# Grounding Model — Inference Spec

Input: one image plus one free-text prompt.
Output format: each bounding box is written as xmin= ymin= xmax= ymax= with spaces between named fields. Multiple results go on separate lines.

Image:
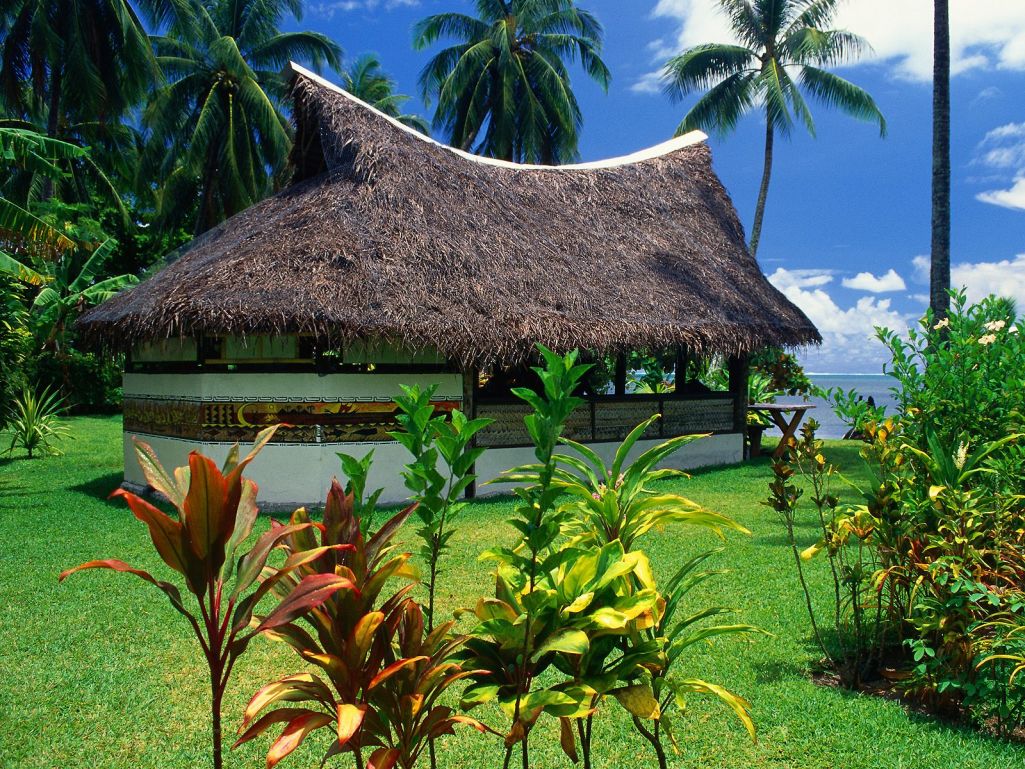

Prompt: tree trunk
xmin=930 ymin=0 xmax=951 ymax=320
xmin=749 ymin=119 xmax=775 ymax=259
xmin=42 ymin=65 xmax=64 ymax=199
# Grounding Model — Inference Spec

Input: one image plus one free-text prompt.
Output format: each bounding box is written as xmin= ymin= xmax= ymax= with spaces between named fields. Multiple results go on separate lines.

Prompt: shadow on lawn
xmin=751 ymin=658 xmax=807 ymax=684
xmin=71 ymin=471 xmax=125 ymax=506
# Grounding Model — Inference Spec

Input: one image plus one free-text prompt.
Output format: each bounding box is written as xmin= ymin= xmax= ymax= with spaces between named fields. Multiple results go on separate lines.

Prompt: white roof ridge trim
xmin=290 ymin=62 xmax=708 ymax=171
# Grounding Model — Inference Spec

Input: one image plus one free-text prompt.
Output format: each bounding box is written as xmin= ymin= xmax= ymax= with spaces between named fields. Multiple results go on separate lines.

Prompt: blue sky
xmin=291 ymin=0 xmax=1025 ymax=373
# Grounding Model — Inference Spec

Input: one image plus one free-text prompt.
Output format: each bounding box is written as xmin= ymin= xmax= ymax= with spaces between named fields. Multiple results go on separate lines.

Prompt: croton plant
xmin=60 ymin=426 xmax=355 ymax=769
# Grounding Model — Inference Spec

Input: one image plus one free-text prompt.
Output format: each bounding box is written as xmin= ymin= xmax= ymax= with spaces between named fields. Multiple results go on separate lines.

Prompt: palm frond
xmin=663 ymin=44 xmax=757 ymax=98
xmin=799 ymin=66 xmax=886 ymax=136
xmin=674 ymin=72 xmax=756 ymax=137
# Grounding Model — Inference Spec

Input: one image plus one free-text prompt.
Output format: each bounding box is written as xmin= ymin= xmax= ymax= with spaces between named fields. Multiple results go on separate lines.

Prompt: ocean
xmin=789 ymin=374 xmax=901 ymax=440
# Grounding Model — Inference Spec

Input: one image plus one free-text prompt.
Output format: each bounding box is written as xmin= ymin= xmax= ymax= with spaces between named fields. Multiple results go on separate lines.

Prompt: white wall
xmin=123 ymin=371 xmax=462 ymax=400
xmin=122 ymin=369 xmax=742 ymax=510
xmin=123 ymin=433 xmax=414 ymax=510
xmin=122 ymin=369 xmax=461 ymax=509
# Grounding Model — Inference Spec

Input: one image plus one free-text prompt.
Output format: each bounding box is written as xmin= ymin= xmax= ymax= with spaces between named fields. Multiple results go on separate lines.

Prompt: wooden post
xmin=728 ymin=355 xmax=749 ymax=459
xmin=614 ymin=354 xmax=627 ymax=397
xmin=463 ymin=366 xmax=477 ymax=498
xmin=673 ymin=346 xmax=688 ymax=396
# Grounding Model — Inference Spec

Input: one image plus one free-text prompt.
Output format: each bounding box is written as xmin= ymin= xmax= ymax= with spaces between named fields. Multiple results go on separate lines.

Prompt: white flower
xmin=984 ymin=320 xmax=1006 ymax=332
xmin=933 ymin=318 xmax=950 ymax=330
xmin=1010 ymin=326 xmax=1020 ymax=335
xmin=978 ymin=333 xmax=997 ymax=345
xmin=954 ymin=442 xmax=968 ymax=470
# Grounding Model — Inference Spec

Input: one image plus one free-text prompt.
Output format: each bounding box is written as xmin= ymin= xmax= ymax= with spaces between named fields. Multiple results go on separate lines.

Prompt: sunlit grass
xmin=2 ymin=416 xmax=1023 ymax=768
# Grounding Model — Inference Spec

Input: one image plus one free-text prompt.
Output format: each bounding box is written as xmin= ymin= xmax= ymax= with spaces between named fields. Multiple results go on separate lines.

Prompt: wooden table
xmin=749 ymin=403 xmax=816 ymax=459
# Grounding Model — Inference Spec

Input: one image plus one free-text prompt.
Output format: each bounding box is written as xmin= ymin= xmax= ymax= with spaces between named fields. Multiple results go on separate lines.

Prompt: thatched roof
xmin=78 ymin=63 xmax=820 ymax=366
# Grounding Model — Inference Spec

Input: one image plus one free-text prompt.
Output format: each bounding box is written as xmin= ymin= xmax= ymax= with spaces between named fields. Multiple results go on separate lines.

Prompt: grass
xmin=2 ymin=415 xmax=1024 ymax=768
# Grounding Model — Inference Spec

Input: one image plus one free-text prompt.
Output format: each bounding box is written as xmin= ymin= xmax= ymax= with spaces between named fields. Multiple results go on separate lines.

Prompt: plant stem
xmin=783 ymin=512 xmax=832 ymax=669
xmin=577 ymin=716 xmax=593 ymax=769
xmin=631 ymin=716 xmax=667 ymax=769
xmin=210 ymin=665 xmax=223 ymax=769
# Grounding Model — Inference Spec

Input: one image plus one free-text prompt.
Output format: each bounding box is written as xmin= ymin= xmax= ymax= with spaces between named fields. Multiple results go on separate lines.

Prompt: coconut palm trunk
xmin=930 ymin=0 xmax=951 ymax=320
xmin=750 ymin=120 xmax=775 ymax=258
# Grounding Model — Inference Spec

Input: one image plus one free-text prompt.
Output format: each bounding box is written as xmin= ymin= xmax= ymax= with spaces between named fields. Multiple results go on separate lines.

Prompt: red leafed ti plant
xmin=236 ymin=478 xmax=492 ymax=769
xmin=60 ymin=426 xmax=356 ymax=769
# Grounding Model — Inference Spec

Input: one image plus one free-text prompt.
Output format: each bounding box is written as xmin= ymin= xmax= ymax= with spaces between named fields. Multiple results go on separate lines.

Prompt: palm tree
xmin=413 ymin=0 xmax=610 ymax=164
xmin=662 ymin=0 xmax=886 ymax=258
xmin=0 ymin=0 xmax=188 ymax=138
xmin=930 ymin=0 xmax=950 ymax=320
xmin=343 ymin=53 xmax=430 ymax=133
xmin=143 ymin=0 xmax=342 ymax=234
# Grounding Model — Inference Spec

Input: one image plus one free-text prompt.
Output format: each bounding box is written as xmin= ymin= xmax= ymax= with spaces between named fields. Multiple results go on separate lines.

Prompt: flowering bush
xmin=878 ymin=290 xmax=1024 ymax=451
xmin=799 ymin=291 xmax=1025 ymax=733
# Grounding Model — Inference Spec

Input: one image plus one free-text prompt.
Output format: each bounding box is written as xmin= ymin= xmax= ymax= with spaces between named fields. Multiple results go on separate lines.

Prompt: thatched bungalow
xmin=78 ymin=63 xmax=819 ymax=506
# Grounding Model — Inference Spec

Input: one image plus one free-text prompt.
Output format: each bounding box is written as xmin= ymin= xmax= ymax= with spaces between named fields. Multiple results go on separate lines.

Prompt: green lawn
xmin=2 ymin=415 xmax=1023 ymax=768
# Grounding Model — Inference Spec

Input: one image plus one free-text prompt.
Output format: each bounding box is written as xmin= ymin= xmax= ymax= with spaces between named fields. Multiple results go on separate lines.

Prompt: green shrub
xmin=4 ymin=384 xmax=70 ymax=458
xmin=460 ymin=347 xmax=756 ymax=769
xmin=28 ymin=347 xmax=124 ymax=412
xmin=799 ymin=291 xmax=1025 ymax=731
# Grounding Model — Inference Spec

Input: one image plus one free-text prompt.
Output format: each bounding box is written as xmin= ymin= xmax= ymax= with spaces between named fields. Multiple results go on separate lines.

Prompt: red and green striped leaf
xmin=131 ymin=438 xmax=187 ymax=508
xmin=336 ymin=702 xmax=367 ymax=747
xmin=367 ymin=656 xmax=429 ymax=691
xmin=252 ymin=573 xmax=356 ymax=635
xmin=367 ymin=747 xmax=401 ymax=769
xmin=182 ymin=452 xmax=227 ymax=560
xmin=243 ymin=674 xmax=335 ymax=724
xmin=110 ymin=489 xmax=198 ymax=590
xmin=265 ymin=711 xmax=333 ymax=769
xmin=58 ymin=559 xmax=195 ymax=621
xmin=232 ymin=707 xmax=322 ymax=748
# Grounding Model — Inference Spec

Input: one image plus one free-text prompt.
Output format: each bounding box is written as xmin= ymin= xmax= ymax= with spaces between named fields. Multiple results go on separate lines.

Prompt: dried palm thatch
xmin=78 ymin=63 xmax=820 ymax=367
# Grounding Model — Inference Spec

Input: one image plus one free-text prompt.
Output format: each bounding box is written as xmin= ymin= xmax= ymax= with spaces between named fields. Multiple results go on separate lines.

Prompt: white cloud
xmin=309 ymin=0 xmax=416 ymax=18
xmin=766 ymin=268 xmax=834 ymax=290
xmin=973 ymin=123 xmax=1025 ymax=211
xmin=841 ymin=269 xmax=906 ymax=293
xmin=975 ymin=123 xmax=1025 ymax=170
xmin=768 ymin=267 xmax=908 ymax=372
xmin=973 ymin=86 xmax=1003 ymax=104
xmin=640 ymin=0 xmax=1025 ymax=90
xmin=630 ymin=72 xmax=663 ymax=95
xmin=977 ymin=178 xmax=1025 ymax=211
xmin=912 ymin=253 xmax=1025 ymax=309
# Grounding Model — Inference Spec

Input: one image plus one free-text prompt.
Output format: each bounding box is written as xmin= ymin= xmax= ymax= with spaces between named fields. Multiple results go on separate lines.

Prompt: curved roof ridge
xmin=289 ymin=62 xmax=709 ymax=171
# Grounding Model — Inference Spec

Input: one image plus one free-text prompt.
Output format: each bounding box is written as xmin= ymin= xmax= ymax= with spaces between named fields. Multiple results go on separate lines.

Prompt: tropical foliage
xmin=784 ymin=293 xmax=1025 ymax=735
xmin=413 ymin=0 xmax=610 ymax=163
xmin=60 ymin=426 xmax=357 ymax=769
xmin=392 ymin=384 xmax=492 ymax=631
xmin=343 ymin=53 xmax=430 ymax=133
xmin=661 ymin=0 xmax=885 ymax=256
xmin=237 ymin=475 xmax=489 ymax=769
xmin=3 ymin=384 xmax=69 ymax=457
xmin=459 ymin=347 xmax=756 ymax=769
xmin=0 ymin=0 xmax=177 ymax=137
xmin=142 ymin=0 xmax=341 ymax=234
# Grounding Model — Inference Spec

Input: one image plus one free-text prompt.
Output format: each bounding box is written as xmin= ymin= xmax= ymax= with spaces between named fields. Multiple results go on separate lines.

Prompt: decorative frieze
xmin=123 ymin=397 xmax=460 ymax=444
